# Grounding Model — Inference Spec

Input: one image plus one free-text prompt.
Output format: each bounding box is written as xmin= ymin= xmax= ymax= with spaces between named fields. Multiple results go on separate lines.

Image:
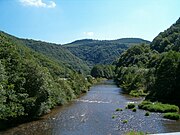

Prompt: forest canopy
xmin=115 ymin=18 xmax=180 ymax=105
xmin=0 ymin=31 xmax=92 ymax=122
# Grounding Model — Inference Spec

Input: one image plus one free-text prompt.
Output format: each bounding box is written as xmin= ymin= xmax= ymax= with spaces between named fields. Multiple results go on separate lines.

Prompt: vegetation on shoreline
xmin=126 ymin=131 xmax=145 ymax=135
xmin=0 ymin=32 xmax=94 ymax=126
xmin=126 ymin=103 xmax=136 ymax=109
xmin=116 ymin=108 xmax=123 ymax=111
xmin=91 ymin=64 xmax=115 ymax=79
xmin=145 ymin=112 xmax=150 ymax=116
xmin=163 ymin=113 xmax=180 ymax=120
xmin=138 ymin=101 xmax=179 ymax=113
xmin=115 ymin=18 xmax=180 ymax=106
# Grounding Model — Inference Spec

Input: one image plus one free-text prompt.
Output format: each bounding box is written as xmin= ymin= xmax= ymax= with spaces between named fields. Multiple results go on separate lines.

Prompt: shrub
xmin=116 ymin=108 xmax=123 ymax=111
xmin=112 ymin=115 xmax=116 ymax=119
xmin=130 ymin=90 xmax=148 ymax=97
xmin=123 ymin=120 xmax=128 ymax=124
xmin=145 ymin=112 xmax=150 ymax=116
xmin=138 ymin=101 xmax=179 ymax=113
xmin=127 ymin=103 xmax=136 ymax=109
xmin=163 ymin=113 xmax=180 ymax=120
xmin=132 ymin=108 xmax=137 ymax=112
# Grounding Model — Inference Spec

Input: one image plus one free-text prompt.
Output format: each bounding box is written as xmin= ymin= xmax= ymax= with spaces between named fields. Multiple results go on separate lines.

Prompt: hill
xmin=151 ymin=18 xmax=180 ymax=52
xmin=0 ymin=31 xmax=90 ymax=74
xmin=0 ymin=31 xmax=92 ymax=122
xmin=20 ymin=39 xmax=90 ymax=74
xmin=115 ymin=17 xmax=180 ymax=105
xmin=63 ymin=38 xmax=150 ymax=67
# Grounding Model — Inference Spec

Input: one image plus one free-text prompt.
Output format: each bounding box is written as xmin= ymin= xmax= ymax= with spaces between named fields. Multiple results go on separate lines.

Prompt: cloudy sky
xmin=0 ymin=0 xmax=179 ymax=44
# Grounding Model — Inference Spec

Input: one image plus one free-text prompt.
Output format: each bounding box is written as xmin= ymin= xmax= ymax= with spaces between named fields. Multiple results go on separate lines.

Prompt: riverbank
xmin=1 ymin=80 xmax=180 ymax=135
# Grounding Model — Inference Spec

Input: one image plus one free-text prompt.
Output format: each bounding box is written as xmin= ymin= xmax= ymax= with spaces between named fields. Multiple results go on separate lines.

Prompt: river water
xmin=1 ymin=80 xmax=180 ymax=135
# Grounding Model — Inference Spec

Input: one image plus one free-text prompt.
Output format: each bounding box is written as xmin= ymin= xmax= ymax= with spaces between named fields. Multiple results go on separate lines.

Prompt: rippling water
xmin=1 ymin=80 xmax=180 ymax=135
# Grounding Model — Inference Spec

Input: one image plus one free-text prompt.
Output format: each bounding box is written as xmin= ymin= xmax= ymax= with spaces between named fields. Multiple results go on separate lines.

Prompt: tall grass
xmin=138 ymin=101 xmax=179 ymax=113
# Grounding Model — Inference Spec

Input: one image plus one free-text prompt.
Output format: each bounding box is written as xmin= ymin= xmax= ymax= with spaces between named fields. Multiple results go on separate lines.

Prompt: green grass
xmin=129 ymin=90 xmax=148 ymax=97
xmin=163 ymin=113 xmax=180 ymax=120
xmin=116 ymin=108 xmax=123 ymax=111
xmin=126 ymin=131 xmax=145 ymax=135
xmin=127 ymin=103 xmax=136 ymax=109
xmin=138 ymin=101 xmax=179 ymax=113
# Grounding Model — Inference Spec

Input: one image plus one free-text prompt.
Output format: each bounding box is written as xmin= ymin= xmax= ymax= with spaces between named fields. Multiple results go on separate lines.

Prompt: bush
xmin=130 ymin=90 xmax=148 ymax=97
xmin=112 ymin=115 xmax=116 ymax=119
xmin=123 ymin=120 xmax=128 ymax=124
xmin=127 ymin=103 xmax=136 ymax=109
xmin=145 ymin=112 xmax=150 ymax=116
xmin=138 ymin=101 xmax=179 ymax=113
xmin=132 ymin=108 xmax=137 ymax=112
xmin=163 ymin=113 xmax=180 ymax=120
xmin=116 ymin=108 xmax=123 ymax=111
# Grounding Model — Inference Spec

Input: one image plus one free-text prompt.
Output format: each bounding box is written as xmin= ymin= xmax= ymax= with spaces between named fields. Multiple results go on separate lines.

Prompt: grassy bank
xmin=138 ymin=101 xmax=180 ymax=120
xmin=138 ymin=101 xmax=179 ymax=113
xmin=163 ymin=113 xmax=180 ymax=120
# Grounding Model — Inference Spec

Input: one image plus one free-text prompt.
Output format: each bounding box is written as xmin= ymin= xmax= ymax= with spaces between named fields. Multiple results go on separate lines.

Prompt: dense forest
xmin=115 ymin=18 xmax=180 ymax=105
xmin=21 ymin=39 xmax=90 ymax=74
xmin=0 ymin=31 xmax=93 ymax=124
xmin=0 ymin=32 xmax=90 ymax=74
xmin=64 ymin=38 xmax=150 ymax=67
xmin=91 ymin=65 xmax=115 ymax=79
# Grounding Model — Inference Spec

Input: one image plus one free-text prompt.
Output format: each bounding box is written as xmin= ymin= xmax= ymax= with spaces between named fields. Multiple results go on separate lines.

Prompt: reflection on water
xmin=1 ymin=80 xmax=180 ymax=135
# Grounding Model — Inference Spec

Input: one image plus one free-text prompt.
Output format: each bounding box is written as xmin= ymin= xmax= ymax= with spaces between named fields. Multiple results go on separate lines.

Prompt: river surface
xmin=1 ymin=80 xmax=180 ymax=135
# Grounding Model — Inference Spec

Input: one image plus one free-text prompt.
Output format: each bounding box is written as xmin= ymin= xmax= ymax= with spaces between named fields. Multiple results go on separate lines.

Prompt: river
xmin=1 ymin=80 xmax=180 ymax=135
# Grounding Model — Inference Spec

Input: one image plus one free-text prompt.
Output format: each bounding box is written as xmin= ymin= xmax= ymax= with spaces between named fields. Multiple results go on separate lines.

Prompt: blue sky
xmin=0 ymin=0 xmax=179 ymax=44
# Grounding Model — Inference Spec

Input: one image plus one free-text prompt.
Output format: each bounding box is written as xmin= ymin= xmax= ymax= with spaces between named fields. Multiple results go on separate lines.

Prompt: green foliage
xmin=86 ymin=75 xmax=95 ymax=84
xmin=115 ymin=18 xmax=180 ymax=106
xmin=21 ymin=39 xmax=90 ymax=74
xmin=145 ymin=112 xmax=150 ymax=116
xmin=115 ymin=44 xmax=156 ymax=95
xmin=129 ymin=90 xmax=148 ymax=97
xmin=146 ymin=51 xmax=180 ymax=104
xmin=132 ymin=108 xmax=137 ymax=112
xmin=116 ymin=108 xmax=123 ymax=111
xmin=91 ymin=65 xmax=115 ymax=79
xmin=138 ymin=101 xmax=179 ymax=113
xmin=116 ymin=66 xmax=153 ymax=95
xmin=148 ymin=20 xmax=180 ymax=105
xmin=0 ymin=31 xmax=92 ymax=122
xmin=112 ymin=115 xmax=116 ymax=119
xmin=163 ymin=113 xmax=180 ymax=120
xmin=64 ymin=38 xmax=150 ymax=67
xmin=151 ymin=18 xmax=180 ymax=52
xmin=126 ymin=131 xmax=145 ymax=135
xmin=127 ymin=103 xmax=136 ymax=109
xmin=116 ymin=44 xmax=156 ymax=68
xmin=122 ymin=120 xmax=128 ymax=124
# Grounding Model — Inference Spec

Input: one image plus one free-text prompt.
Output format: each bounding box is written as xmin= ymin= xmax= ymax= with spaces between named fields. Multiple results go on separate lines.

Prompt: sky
xmin=0 ymin=0 xmax=179 ymax=44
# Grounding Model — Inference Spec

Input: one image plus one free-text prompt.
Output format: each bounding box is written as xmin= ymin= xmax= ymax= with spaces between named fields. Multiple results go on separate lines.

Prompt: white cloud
xmin=19 ymin=0 xmax=56 ymax=8
xmin=83 ymin=32 xmax=94 ymax=36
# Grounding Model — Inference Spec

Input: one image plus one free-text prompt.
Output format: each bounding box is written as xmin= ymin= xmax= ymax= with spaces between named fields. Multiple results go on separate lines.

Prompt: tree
xmin=147 ymin=51 xmax=180 ymax=105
